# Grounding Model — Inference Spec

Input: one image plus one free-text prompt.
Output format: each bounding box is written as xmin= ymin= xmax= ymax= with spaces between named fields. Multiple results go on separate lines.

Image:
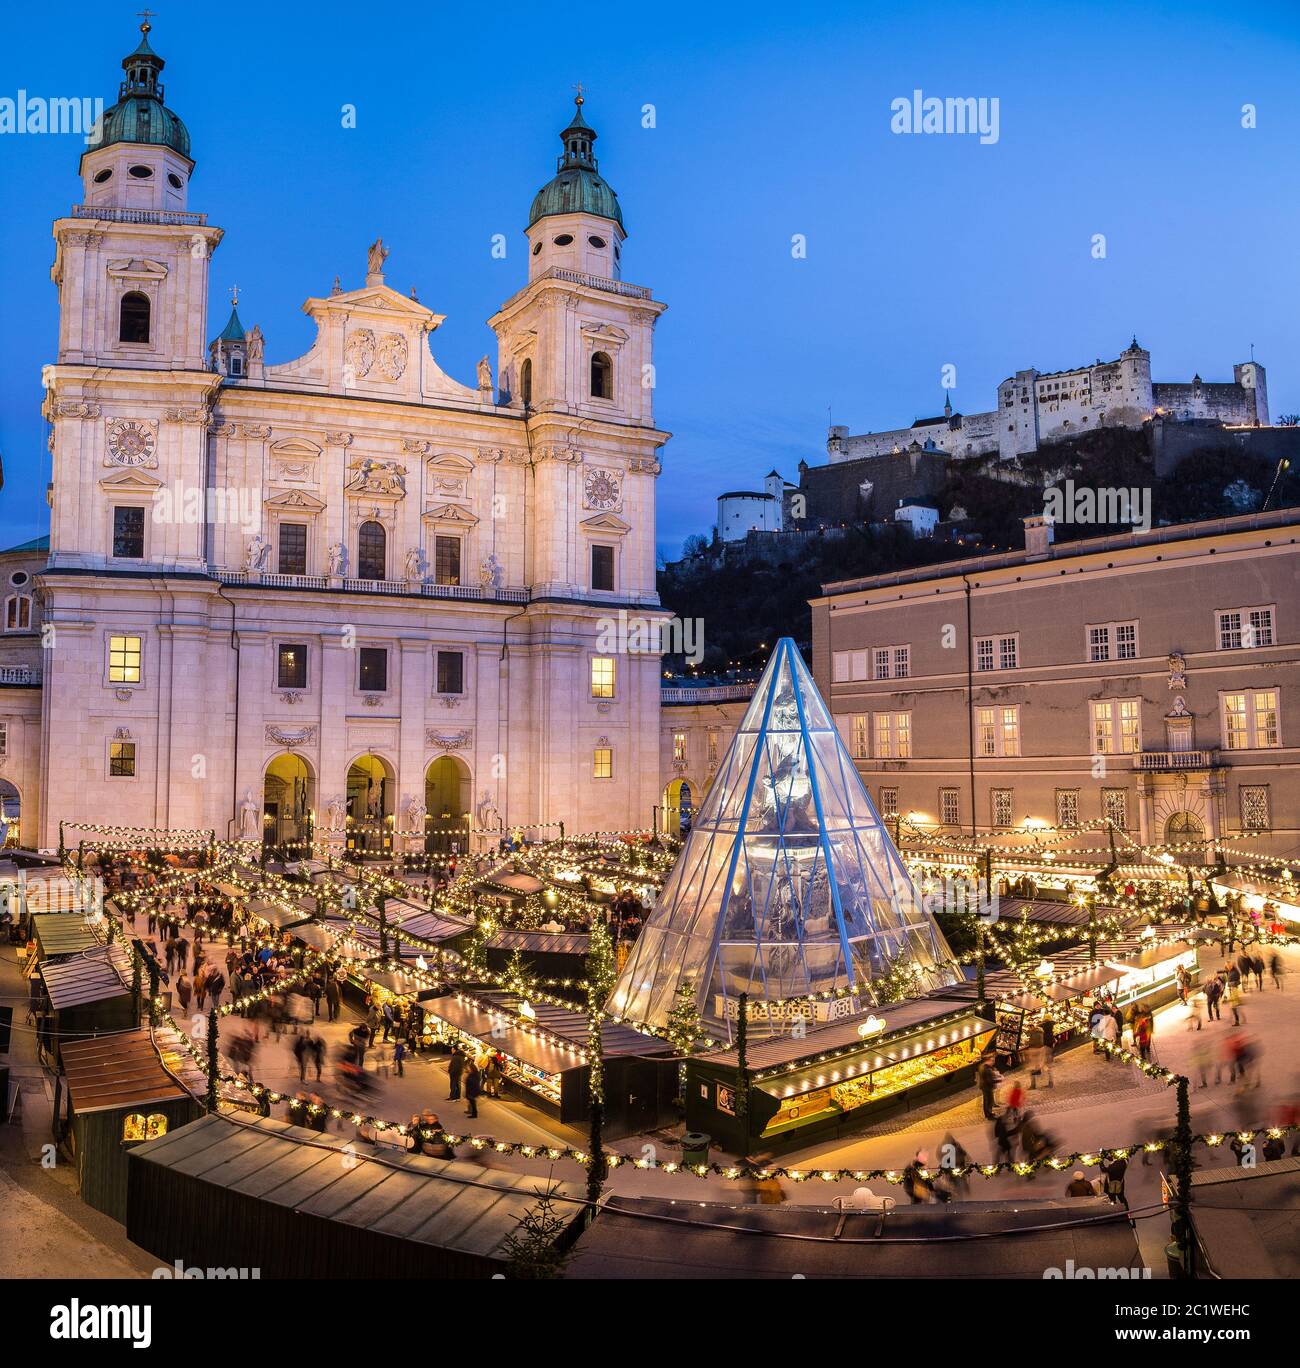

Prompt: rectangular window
xmin=707 ymin=731 xmax=719 ymax=765
xmin=277 ymin=643 xmax=307 ymax=690
xmin=1222 ymin=690 xmax=1280 ymax=749
xmin=1088 ymin=625 xmax=1110 ymax=662
xmin=851 ymin=715 xmax=868 ymax=761
xmin=591 ymin=544 xmax=615 ymax=592
xmin=436 ymin=650 xmax=464 ymax=695
xmin=358 ymin=647 xmax=388 ymax=692
xmin=1055 ymin=788 xmax=1079 ymax=828
xmin=879 ymin=786 xmax=898 ymax=818
xmin=873 ymin=648 xmax=891 ymax=680
xmin=278 ymin=523 xmax=307 ymax=575
xmin=1240 ymin=786 xmax=1270 ymax=831
xmin=975 ymin=638 xmax=994 ymax=672
xmin=593 ymin=746 xmax=613 ymax=779
xmin=5 ymin=596 xmax=31 ymax=631
xmin=1218 ymin=606 xmax=1274 ymax=650
xmin=590 ymin=657 xmax=615 ymax=699
xmin=108 ymin=634 xmax=142 ymax=685
xmin=874 ymin=711 xmax=912 ymax=759
xmin=832 ymin=650 xmax=870 ymax=683
xmin=977 ymin=705 xmax=1021 ymax=757
xmin=1115 ymin=622 xmax=1137 ymax=660
xmin=1102 ymin=788 xmax=1128 ymax=830
xmin=673 ymin=731 xmax=688 ymax=763
xmin=112 ymin=506 xmax=145 ymax=559
xmin=0 ymin=722 xmax=7 ymax=758
xmin=109 ymin=740 xmax=136 ymax=778
xmin=940 ymin=787 xmax=960 ymax=826
xmin=999 ymin=636 xmax=1018 ymax=670
xmin=893 ymin=645 xmax=910 ymax=678
xmin=434 ymin=535 xmax=462 ymax=586
xmin=975 ymin=634 xmax=1018 ymax=671
xmin=1091 ymin=699 xmax=1140 ymax=754
xmin=992 ymin=789 xmax=1015 ymax=829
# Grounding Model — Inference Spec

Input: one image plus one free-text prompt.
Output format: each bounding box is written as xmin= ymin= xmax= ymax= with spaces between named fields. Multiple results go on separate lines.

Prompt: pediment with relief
xmin=107 ymin=258 xmax=168 ymax=281
xmin=422 ymin=502 xmax=479 ymax=526
xmin=265 ymin=488 xmax=326 ymax=513
xmin=98 ymin=468 xmax=163 ymax=493
xmin=579 ymin=511 xmax=631 ymax=536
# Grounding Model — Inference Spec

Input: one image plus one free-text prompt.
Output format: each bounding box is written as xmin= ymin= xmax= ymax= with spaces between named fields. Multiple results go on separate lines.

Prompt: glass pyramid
xmin=609 ymin=638 xmax=959 ymax=1037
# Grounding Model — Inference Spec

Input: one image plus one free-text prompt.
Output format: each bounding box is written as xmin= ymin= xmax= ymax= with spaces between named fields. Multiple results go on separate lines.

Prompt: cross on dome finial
xmin=572 ymin=81 xmax=585 ymax=106
xmin=137 ymin=8 xmax=155 ymax=34
xmin=230 ymin=284 xmax=239 ymax=306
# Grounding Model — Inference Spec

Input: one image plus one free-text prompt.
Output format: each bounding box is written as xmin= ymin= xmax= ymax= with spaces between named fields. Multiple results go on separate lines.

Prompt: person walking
xmin=325 ymin=974 xmax=341 ymax=1023
xmin=393 ymin=1038 xmax=406 ymax=1078
xmin=993 ymin=1110 xmax=1019 ymax=1166
xmin=309 ymin=1034 xmax=325 ymax=1081
xmin=1065 ymin=1170 xmax=1095 ymax=1197
xmin=1205 ymin=973 xmax=1223 ymax=1022
xmin=447 ymin=1044 xmax=466 ymax=1101
xmin=1190 ymin=1033 xmax=1214 ymax=1088
xmin=293 ymin=1032 xmax=309 ymax=1082
xmin=1250 ymin=952 xmax=1265 ymax=991
xmin=1269 ymin=952 xmax=1285 ymax=991
xmin=1134 ymin=1009 xmax=1153 ymax=1065
xmin=205 ymin=968 xmax=225 ymax=1010
xmin=1226 ymin=979 xmax=1244 ymax=1026
xmin=464 ymin=1059 xmax=482 ymax=1119
xmin=1102 ymin=1153 xmax=1129 ymax=1210
xmin=175 ymin=972 xmax=192 ymax=1014
xmin=1235 ymin=951 xmax=1253 ymax=991
xmin=349 ymin=1021 xmax=372 ymax=1070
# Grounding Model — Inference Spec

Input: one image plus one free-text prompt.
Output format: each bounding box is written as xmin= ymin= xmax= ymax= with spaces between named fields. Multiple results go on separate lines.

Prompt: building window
xmin=851 ymin=715 xmax=868 ymax=760
xmin=590 ymin=351 xmax=612 ymax=400
xmin=278 ymin=523 xmax=307 ymax=575
xmin=874 ymin=711 xmax=912 ymax=759
xmin=357 ymin=520 xmax=386 ymax=581
xmin=1217 ymin=606 xmax=1275 ymax=650
xmin=879 ymin=786 xmax=898 ymax=818
xmin=112 ymin=506 xmax=145 ymax=559
xmin=991 ymin=788 xmax=1015 ymax=828
xmin=122 ymin=1112 xmax=167 ymax=1141
xmin=1115 ymin=622 xmax=1137 ymax=660
xmin=0 ymin=722 xmax=7 ymax=758
xmin=434 ymin=535 xmax=461 ymax=587
xmin=109 ymin=740 xmax=136 ymax=777
xmin=590 ymin=657 xmax=615 ymax=699
xmin=593 ymin=746 xmax=613 ymax=779
xmin=707 ymin=731 xmax=719 ymax=765
xmin=977 ymin=705 xmax=1020 ymax=757
xmin=1086 ymin=621 xmax=1139 ymax=662
xmin=229 ymin=354 xmax=244 ymax=377
xmin=1240 ymin=786 xmax=1270 ymax=831
xmin=871 ymin=645 xmax=909 ymax=680
xmin=940 ymin=787 xmax=960 ymax=826
xmin=108 ymin=634 xmax=142 ymax=685
xmin=832 ymin=649 xmax=870 ymax=683
xmin=1091 ymin=699 xmax=1141 ymax=754
xmin=4 ymin=595 xmax=31 ymax=631
xmin=591 ymin=544 xmax=615 ymax=592
xmin=1055 ymin=788 xmax=1079 ymax=828
xmin=1222 ymin=690 xmax=1280 ymax=749
xmin=975 ymin=635 xmax=1017 ymax=671
xmin=436 ymin=650 xmax=464 ymax=695
xmin=277 ymin=643 xmax=307 ymax=690
xmin=358 ymin=647 xmax=388 ymax=692
xmin=975 ymin=638 xmax=994 ymax=672
xmin=119 ymin=291 xmax=150 ymax=343
xmin=519 ymin=357 xmax=533 ymax=407
xmin=673 ymin=731 xmax=687 ymax=763
xmin=1102 ymin=788 xmax=1129 ymax=830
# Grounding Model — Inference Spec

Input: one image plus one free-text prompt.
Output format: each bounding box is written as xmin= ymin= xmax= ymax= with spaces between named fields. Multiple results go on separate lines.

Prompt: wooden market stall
xmin=54 ymin=1027 xmax=205 ymax=1222
xmin=36 ymin=944 xmax=135 ymax=1067
xmin=484 ymin=929 xmax=590 ymax=982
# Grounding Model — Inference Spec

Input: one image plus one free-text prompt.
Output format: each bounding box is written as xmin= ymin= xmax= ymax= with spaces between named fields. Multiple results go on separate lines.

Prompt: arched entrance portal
xmin=347 ymin=753 xmax=395 ymax=855
xmin=263 ymin=753 xmax=316 ymax=851
xmin=0 ymin=779 xmax=20 ymax=848
xmin=663 ymin=778 xmax=693 ymax=836
xmin=1164 ymin=810 xmax=1205 ymax=844
xmin=425 ymin=755 xmax=471 ymax=855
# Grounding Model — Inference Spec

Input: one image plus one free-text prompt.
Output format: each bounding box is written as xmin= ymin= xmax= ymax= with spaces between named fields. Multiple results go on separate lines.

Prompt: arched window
xmin=357 ymin=520 xmax=386 ymax=581
xmin=590 ymin=351 xmax=612 ymax=400
xmin=119 ymin=291 xmax=151 ymax=344
xmin=4 ymin=595 xmax=31 ymax=632
xmin=519 ymin=358 xmax=532 ymax=407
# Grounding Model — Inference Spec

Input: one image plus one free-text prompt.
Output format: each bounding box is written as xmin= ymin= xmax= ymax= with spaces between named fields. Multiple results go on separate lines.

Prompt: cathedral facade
xmin=17 ymin=23 xmax=670 ymax=852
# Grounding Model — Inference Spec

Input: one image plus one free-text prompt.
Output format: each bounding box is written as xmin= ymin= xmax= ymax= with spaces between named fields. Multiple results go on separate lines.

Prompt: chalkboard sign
xmin=995 ymin=1007 xmax=1024 ymax=1054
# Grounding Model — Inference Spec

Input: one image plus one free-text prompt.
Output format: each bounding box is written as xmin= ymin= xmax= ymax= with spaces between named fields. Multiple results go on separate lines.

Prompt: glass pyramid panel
xmin=608 ymin=638 xmax=959 ymax=1036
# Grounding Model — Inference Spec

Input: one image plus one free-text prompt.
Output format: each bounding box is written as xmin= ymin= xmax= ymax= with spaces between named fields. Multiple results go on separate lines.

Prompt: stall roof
xmin=129 ymin=1113 xmax=583 ymax=1260
xmin=997 ymin=898 xmax=1139 ymax=929
xmin=1190 ymin=1158 xmax=1300 ymax=1279
xmin=41 ymin=944 xmax=132 ymax=1009
xmin=291 ymin=922 xmax=342 ymax=953
xmin=61 ymin=1026 xmax=205 ymax=1113
xmin=566 ymin=1195 xmax=1142 ymax=1279
xmin=246 ymin=899 xmax=313 ymax=931
xmin=425 ymin=994 xmax=592 ymax=1076
xmin=703 ymin=993 xmax=980 ymax=1073
xmin=385 ymin=901 xmax=473 ymax=944
xmin=32 ymin=913 xmax=101 ymax=957
xmin=486 ymin=929 xmax=591 ymax=957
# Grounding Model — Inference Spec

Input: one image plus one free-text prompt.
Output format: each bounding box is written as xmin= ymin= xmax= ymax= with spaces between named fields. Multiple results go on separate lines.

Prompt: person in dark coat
xmin=463 ymin=1060 xmax=482 ymax=1118
xmin=447 ymin=1044 xmax=466 ymax=1101
xmin=325 ymin=975 xmax=342 ymax=1023
xmin=976 ymin=1055 xmax=1000 ymax=1120
xmin=1102 ymin=1153 xmax=1129 ymax=1209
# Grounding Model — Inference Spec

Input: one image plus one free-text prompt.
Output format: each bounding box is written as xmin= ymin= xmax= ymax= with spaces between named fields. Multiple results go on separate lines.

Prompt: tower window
xmin=128 ymin=164 xmax=153 ymax=179
xmin=229 ymin=354 xmax=243 ymax=377
xmin=588 ymin=235 xmax=607 ymax=249
xmin=93 ymin=168 xmax=113 ymax=183
xmin=167 ymin=173 xmax=183 ymax=189
xmin=590 ymin=351 xmax=612 ymax=400
xmin=119 ymin=292 xmax=151 ymax=344
xmin=357 ymin=520 xmax=386 ymax=581
xmin=112 ymin=506 xmax=145 ymax=559
xmin=591 ymin=544 xmax=614 ymax=591
xmin=519 ymin=358 xmax=533 ymax=407
xmin=532 ymin=242 xmax=542 ymax=256
xmin=554 ymin=234 xmax=574 ymax=246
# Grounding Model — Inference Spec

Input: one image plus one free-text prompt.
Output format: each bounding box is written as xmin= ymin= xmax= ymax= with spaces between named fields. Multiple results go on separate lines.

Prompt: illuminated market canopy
xmin=608 ymin=638 xmax=959 ymax=1037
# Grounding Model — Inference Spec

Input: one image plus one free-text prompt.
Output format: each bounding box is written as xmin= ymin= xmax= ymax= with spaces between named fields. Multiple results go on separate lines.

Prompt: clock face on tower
xmin=583 ymin=466 xmax=622 ymax=511
xmin=104 ymin=418 xmax=158 ymax=468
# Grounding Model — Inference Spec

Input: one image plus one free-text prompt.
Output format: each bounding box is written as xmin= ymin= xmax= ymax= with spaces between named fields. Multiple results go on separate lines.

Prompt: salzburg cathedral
xmin=14 ymin=23 xmax=669 ymax=851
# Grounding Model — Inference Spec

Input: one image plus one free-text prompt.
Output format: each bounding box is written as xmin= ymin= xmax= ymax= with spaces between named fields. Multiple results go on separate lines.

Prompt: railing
xmin=0 ymin=666 xmax=38 ymax=686
xmin=1135 ymin=749 xmax=1219 ymax=771
xmin=212 ymin=569 xmax=528 ymax=603
xmin=539 ymin=267 xmax=652 ymax=300
xmin=344 ymin=577 xmax=408 ymax=595
xmin=420 ymin=582 xmax=528 ymax=603
xmin=661 ymin=684 xmax=757 ymax=705
xmin=71 ymin=204 xmax=208 ymax=227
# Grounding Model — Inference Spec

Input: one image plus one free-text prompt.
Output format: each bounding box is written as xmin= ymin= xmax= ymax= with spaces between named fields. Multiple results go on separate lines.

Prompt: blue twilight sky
xmin=1 ymin=1 xmax=1298 ymax=559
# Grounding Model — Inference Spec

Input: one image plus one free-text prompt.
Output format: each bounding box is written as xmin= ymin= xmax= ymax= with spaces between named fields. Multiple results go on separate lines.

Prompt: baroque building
xmin=13 ymin=22 xmax=670 ymax=851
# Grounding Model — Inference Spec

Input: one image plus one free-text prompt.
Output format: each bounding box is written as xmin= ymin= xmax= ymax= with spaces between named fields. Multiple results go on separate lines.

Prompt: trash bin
xmin=682 ymin=1132 xmax=711 ymax=1166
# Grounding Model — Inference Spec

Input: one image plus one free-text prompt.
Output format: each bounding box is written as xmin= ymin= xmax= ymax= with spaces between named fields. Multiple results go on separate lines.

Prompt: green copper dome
xmin=528 ymin=98 xmax=622 ymax=230
xmin=89 ymin=23 xmax=192 ymax=161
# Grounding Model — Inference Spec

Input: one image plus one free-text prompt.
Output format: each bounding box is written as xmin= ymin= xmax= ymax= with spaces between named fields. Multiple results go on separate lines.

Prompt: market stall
xmin=484 ymin=929 xmax=590 ymax=981
xmin=421 ymin=989 xmax=676 ymax=1138
xmin=36 ymin=944 xmax=135 ymax=1067
xmin=687 ymin=995 xmax=997 ymax=1154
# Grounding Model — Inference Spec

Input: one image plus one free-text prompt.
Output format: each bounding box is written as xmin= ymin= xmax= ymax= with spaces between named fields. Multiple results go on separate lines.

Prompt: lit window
xmin=277 ymin=643 xmax=307 ymax=690
xmin=707 ymin=731 xmax=719 ymax=765
xmin=593 ymin=746 xmax=613 ymax=779
xmin=673 ymin=732 xmax=687 ymax=763
xmin=851 ymin=715 xmax=868 ymax=760
xmin=1222 ymin=690 xmax=1279 ymax=749
xmin=109 ymin=740 xmax=136 ymax=778
xmin=874 ymin=711 xmax=911 ymax=758
xmin=879 ymin=786 xmax=898 ymax=818
xmin=590 ymin=657 xmax=615 ymax=699
xmin=1091 ymin=699 xmax=1140 ymax=754
xmin=108 ymin=634 xmax=142 ymax=684
xmin=977 ymin=706 xmax=1019 ymax=756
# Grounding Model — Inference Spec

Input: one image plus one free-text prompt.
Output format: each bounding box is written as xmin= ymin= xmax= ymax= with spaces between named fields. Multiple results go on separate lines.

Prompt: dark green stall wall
xmin=74 ymin=1098 xmax=203 ymax=1224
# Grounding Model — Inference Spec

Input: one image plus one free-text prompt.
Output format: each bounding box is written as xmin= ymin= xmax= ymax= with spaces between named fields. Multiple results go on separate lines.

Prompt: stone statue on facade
xmin=246 ymin=324 xmax=264 ymax=364
xmin=476 ymin=789 xmax=499 ymax=831
xmin=1167 ymin=651 xmax=1188 ymax=691
xmin=404 ymin=546 xmax=425 ymax=582
xmin=351 ymin=458 xmax=406 ymax=496
xmin=479 ymin=551 xmax=504 ymax=589
xmin=327 ymin=542 xmax=347 ymax=576
xmin=245 ymin=533 xmax=271 ymax=573
xmin=405 ymin=796 xmax=428 ymax=833
xmin=239 ymin=790 xmax=260 ymax=839
xmin=477 ymin=356 xmax=493 ymax=392
xmin=367 ymin=237 xmax=389 ymax=277
xmin=325 ymin=794 xmax=346 ymax=831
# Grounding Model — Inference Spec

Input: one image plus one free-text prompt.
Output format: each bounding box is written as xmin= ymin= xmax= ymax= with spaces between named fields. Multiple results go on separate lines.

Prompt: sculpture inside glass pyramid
xmin=608 ymin=638 xmax=960 ymax=1037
